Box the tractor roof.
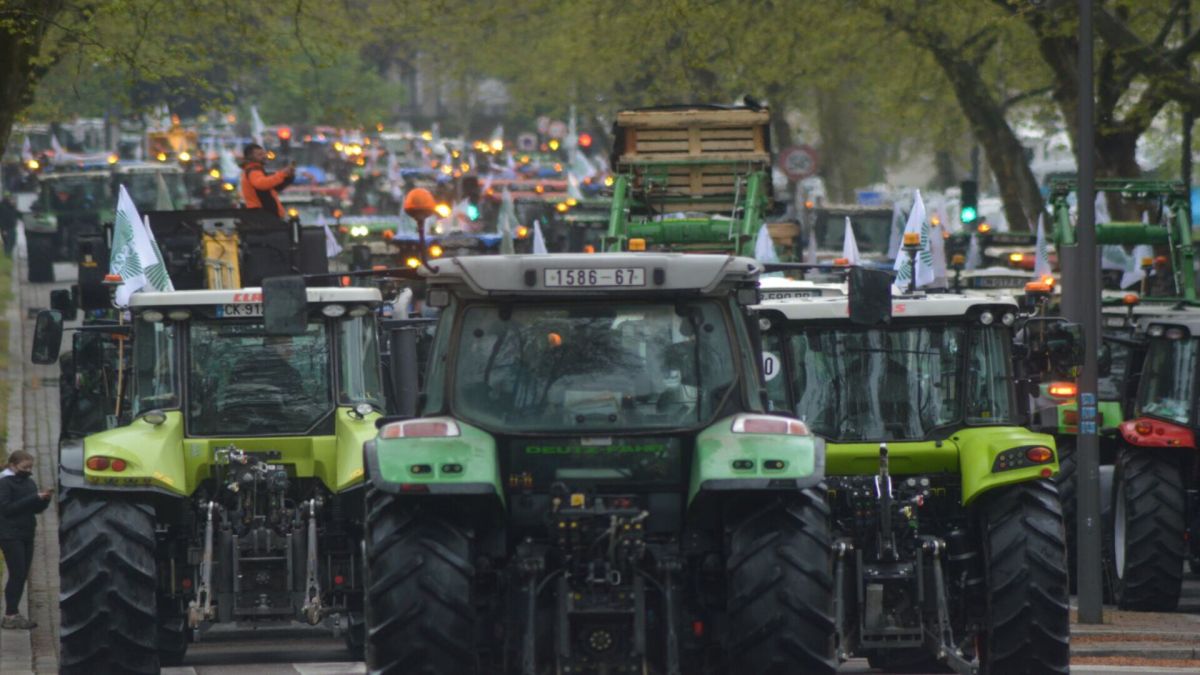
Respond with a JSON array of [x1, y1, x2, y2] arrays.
[[1142, 310, 1200, 335], [423, 253, 760, 297], [758, 276, 845, 302], [130, 286, 381, 308], [758, 291, 1017, 321]]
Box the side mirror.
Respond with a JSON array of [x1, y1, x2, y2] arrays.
[[848, 267, 893, 325], [50, 288, 77, 322], [262, 276, 308, 336], [31, 309, 64, 364]]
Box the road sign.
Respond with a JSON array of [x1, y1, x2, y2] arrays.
[[548, 120, 568, 139], [779, 145, 819, 181], [517, 133, 538, 152]]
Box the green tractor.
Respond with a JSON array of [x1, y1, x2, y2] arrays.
[[754, 284, 1077, 674], [1046, 177, 1200, 609], [362, 253, 838, 674], [604, 104, 775, 256], [32, 283, 386, 672]]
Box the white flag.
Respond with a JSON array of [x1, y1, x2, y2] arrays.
[[842, 216, 860, 265], [532, 218, 548, 254], [1095, 192, 1111, 224], [1033, 213, 1052, 278], [755, 224, 779, 264], [1121, 244, 1154, 289], [110, 186, 173, 306], [250, 105, 265, 146], [318, 214, 342, 258], [155, 172, 175, 211], [966, 233, 982, 270], [805, 221, 818, 264], [893, 189, 933, 289], [20, 136, 32, 162], [887, 198, 905, 259], [499, 187, 517, 254], [567, 173, 585, 202]]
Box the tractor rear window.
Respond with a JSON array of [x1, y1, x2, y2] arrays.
[[778, 324, 1015, 441], [187, 320, 334, 436], [1137, 337, 1198, 425], [452, 301, 737, 432]]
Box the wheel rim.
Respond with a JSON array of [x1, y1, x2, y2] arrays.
[[1114, 478, 1126, 580]]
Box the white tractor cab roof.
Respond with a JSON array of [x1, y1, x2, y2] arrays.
[[755, 290, 1019, 323], [1101, 299, 1200, 332], [130, 286, 381, 310], [421, 253, 761, 299], [757, 276, 845, 303], [957, 267, 1054, 294]]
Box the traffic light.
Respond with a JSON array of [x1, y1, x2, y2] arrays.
[[277, 127, 292, 156], [960, 180, 978, 225], [578, 133, 593, 149]]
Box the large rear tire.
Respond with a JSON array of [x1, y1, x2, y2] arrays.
[[1109, 448, 1185, 611], [725, 492, 836, 675], [59, 493, 160, 674], [979, 481, 1070, 675], [363, 487, 477, 674], [1050, 438, 1077, 589]]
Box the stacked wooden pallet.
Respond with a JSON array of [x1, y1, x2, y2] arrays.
[[615, 108, 771, 213]]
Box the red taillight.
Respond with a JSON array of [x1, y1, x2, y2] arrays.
[[730, 414, 810, 435], [86, 456, 110, 471], [181, 578, 193, 590], [1048, 382, 1077, 399], [692, 620, 705, 637], [379, 418, 462, 439], [399, 483, 430, 493], [1026, 446, 1053, 463], [1120, 417, 1196, 448], [334, 575, 345, 586], [110, 459, 127, 472]]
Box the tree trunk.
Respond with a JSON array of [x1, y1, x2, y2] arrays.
[[925, 46, 1046, 229], [0, 2, 67, 155]]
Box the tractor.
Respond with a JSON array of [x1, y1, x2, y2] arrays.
[[361, 253, 839, 674], [754, 275, 1078, 674]]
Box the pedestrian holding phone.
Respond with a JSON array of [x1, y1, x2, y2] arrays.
[[0, 450, 52, 629]]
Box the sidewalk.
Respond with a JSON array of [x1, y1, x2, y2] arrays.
[[0, 228, 67, 674], [1069, 592, 1200, 670]]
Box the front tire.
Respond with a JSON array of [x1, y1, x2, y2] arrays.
[[363, 487, 477, 674], [725, 492, 836, 675], [1109, 448, 1185, 611], [59, 494, 160, 674], [979, 481, 1070, 675]]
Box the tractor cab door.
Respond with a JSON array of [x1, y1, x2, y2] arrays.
[[61, 328, 130, 439], [379, 318, 438, 417]]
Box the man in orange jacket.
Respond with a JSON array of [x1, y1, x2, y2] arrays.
[[240, 143, 295, 218]]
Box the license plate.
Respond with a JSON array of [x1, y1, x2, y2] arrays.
[[544, 268, 645, 288], [970, 276, 1025, 289], [217, 303, 263, 317]]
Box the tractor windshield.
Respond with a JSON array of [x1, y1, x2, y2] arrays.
[[36, 175, 110, 215], [187, 320, 334, 436], [452, 300, 737, 432], [122, 171, 189, 212], [1136, 337, 1198, 425], [773, 324, 1015, 441]]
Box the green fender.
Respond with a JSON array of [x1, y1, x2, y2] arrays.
[[688, 415, 825, 505], [364, 419, 505, 504], [79, 408, 379, 496], [1053, 400, 1124, 435], [955, 427, 1058, 505]]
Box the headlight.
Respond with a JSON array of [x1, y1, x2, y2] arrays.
[[979, 311, 994, 325]]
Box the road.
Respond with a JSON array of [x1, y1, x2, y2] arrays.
[[3, 235, 1199, 674]]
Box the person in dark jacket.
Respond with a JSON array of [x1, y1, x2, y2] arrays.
[[0, 451, 51, 629]]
